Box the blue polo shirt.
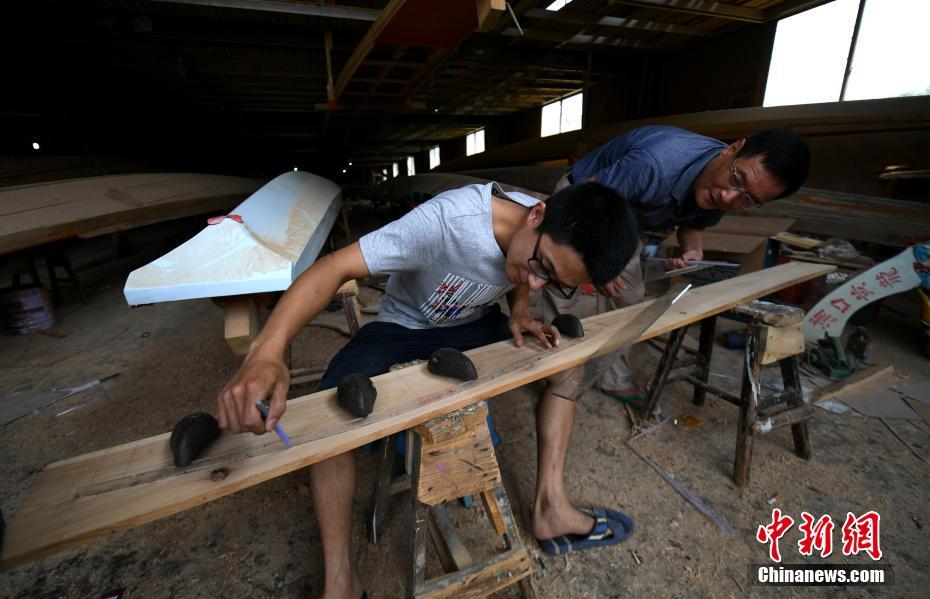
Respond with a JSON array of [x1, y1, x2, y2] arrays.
[[570, 126, 727, 230]]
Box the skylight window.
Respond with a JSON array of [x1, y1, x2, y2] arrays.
[[465, 128, 485, 156], [541, 93, 583, 137], [764, 0, 930, 106], [546, 0, 573, 11]]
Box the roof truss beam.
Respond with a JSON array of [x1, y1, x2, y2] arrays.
[[523, 8, 713, 36], [149, 0, 379, 21], [608, 0, 764, 23]]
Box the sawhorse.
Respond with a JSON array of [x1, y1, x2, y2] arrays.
[[370, 401, 537, 598], [642, 300, 813, 486]]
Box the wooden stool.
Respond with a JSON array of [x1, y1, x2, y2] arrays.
[[8, 246, 86, 305], [409, 403, 536, 598], [643, 300, 813, 487], [370, 402, 537, 598]]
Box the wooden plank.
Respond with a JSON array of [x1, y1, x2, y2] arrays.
[[773, 232, 822, 250], [812, 363, 896, 403], [416, 547, 532, 599], [0, 262, 833, 569], [0, 173, 261, 255]]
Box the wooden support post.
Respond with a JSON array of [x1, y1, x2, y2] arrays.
[[734, 321, 764, 487], [408, 431, 427, 599], [336, 279, 363, 336], [692, 316, 716, 406], [781, 355, 812, 459], [369, 434, 398, 544], [643, 325, 688, 419], [223, 295, 259, 356]]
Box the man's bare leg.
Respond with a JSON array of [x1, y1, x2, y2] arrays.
[[530, 378, 597, 540], [309, 452, 364, 599]]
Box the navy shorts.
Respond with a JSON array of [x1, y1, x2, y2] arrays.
[[318, 306, 512, 391]]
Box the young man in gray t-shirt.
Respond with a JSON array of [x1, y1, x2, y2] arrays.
[[218, 181, 640, 597]]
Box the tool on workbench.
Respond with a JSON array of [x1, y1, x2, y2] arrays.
[[255, 400, 293, 448], [645, 257, 742, 268], [643, 257, 741, 283]]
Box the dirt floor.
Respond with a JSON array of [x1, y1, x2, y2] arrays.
[[1, 211, 928, 598]]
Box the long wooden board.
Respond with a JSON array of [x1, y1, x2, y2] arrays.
[[0, 262, 833, 569], [0, 173, 262, 255]]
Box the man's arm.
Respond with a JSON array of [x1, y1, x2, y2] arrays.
[[506, 285, 560, 349], [669, 226, 705, 268], [217, 242, 370, 435]]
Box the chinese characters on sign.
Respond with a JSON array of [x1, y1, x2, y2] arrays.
[[757, 510, 882, 562], [807, 262, 910, 333]]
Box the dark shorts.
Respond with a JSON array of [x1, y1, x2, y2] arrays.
[[318, 306, 512, 391]]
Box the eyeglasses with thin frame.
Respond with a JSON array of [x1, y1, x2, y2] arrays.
[[729, 160, 764, 209], [527, 228, 577, 299]]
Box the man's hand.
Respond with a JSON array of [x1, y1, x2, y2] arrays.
[[667, 249, 703, 270], [217, 354, 290, 435], [596, 274, 629, 298], [509, 311, 560, 349]]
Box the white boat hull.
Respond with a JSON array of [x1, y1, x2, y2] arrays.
[[124, 171, 341, 305]]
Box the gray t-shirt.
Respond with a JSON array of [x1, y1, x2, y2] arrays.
[[359, 182, 539, 329]]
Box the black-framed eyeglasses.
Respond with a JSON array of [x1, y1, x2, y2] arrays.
[[729, 160, 764, 210], [527, 228, 577, 299]]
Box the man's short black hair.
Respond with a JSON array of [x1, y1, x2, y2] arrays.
[[738, 128, 810, 199], [541, 182, 640, 286]]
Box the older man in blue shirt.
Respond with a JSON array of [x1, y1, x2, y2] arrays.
[[545, 125, 810, 405]]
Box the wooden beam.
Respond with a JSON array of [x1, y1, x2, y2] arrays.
[[501, 27, 665, 50], [762, 0, 836, 22], [476, 0, 506, 31], [333, 0, 409, 101], [523, 8, 714, 36], [438, 95, 930, 173], [0, 262, 834, 569], [608, 0, 764, 23], [149, 0, 380, 21]]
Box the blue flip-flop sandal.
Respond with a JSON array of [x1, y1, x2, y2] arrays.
[[536, 506, 634, 556]]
